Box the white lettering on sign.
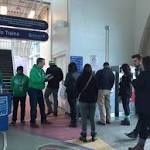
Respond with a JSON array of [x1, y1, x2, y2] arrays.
[[29, 33, 44, 38], [5, 30, 20, 37], [0, 96, 8, 117]]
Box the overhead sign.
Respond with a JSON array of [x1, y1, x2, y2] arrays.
[[0, 14, 48, 30], [70, 56, 83, 73], [0, 27, 49, 41]]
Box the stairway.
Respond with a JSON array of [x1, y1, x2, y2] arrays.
[[0, 50, 14, 94]]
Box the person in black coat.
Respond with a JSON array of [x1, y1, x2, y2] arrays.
[[64, 62, 79, 127], [129, 56, 150, 150], [119, 64, 132, 126], [44, 61, 63, 116], [126, 54, 143, 138], [76, 64, 98, 142]]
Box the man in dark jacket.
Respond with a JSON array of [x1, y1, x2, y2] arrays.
[[44, 61, 63, 116], [95, 62, 115, 125], [126, 54, 143, 138], [129, 56, 150, 150]]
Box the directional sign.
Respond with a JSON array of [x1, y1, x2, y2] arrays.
[[0, 14, 48, 30], [0, 27, 49, 41]]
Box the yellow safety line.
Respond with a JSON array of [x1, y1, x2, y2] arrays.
[[67, 137, 116, 150]]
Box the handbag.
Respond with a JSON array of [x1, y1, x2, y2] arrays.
[[77, 75, 93, 100], [58, 83, 67, 99]]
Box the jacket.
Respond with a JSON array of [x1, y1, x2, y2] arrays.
[[119, 73, 132, 97], [95, 67, 115, 90], [64, 72, 79, 99], [135, 71, 150, 115], [76, 72, 98, 103], [46, 65, 63, 89], [11, 74, 29, 97], [29, 64, 47, 90]]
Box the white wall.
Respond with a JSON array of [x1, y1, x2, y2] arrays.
[[52, 0, 69, 56], [134, 0, 150, 53], [70, 0, 136, 68]]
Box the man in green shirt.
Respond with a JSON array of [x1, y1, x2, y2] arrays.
[[28, 58, 51, 128], [11, 66, 29, 125]]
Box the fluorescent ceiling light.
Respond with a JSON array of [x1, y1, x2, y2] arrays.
[[22, 40, 27, 43], [0, 6, 7, 15], [28, 10, 35, 19]]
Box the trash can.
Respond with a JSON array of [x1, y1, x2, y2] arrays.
[[0, 94, 12, 131]]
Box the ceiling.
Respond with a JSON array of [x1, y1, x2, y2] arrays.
[[0, 0, 50, 58], [0, 0, 49, 19]]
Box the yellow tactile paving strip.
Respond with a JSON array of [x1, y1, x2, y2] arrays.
[[67, 137, 116, 150]]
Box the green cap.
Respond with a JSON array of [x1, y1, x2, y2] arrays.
[[49, 60, 55, 65]]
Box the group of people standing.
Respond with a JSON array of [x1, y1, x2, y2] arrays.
[[64, 61, 116, 141], [10, 54, 150, 149], [10, 58, 63, 128]]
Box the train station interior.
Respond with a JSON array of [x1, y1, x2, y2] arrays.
[[0, 0, 150, 150]]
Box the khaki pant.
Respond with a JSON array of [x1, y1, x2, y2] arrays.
[[97, 90, 111, 123]]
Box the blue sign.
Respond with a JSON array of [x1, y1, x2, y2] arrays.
[[0, 96, 8, 117], [0, 94, 12, 131], [70, 56, 83, 73], [0, 15, 48, 30], [0, 27, 49, 41]]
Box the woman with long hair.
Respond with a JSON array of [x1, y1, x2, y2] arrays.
[[119, 64, 132, 125], [76, 64, 98, 142], [64, 62, 79, 127]]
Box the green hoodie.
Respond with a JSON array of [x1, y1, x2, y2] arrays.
[[29, 64, 47, 90], [11, 74, 29, 97]]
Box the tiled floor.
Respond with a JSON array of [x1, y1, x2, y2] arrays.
[[0, 115, 150, 150]]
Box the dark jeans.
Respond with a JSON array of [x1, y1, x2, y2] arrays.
[[121, 95, 130, 116], [28, 88, 46, 124], [68, 97, 77, 124], [79, 102, 96, 136], [44, 87, 58, 114], [12, 96, 26, 122], [138, 114, 150, 140]]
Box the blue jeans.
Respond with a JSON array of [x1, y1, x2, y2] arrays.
[[79, 102, 96, 136], [28, 88, 46, 124]]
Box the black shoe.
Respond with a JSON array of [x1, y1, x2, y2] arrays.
[[53, 112, 58, 117], [106, 121, 111, 124], [10, 121, 16, 126], [121, 119, 130, 126], [128, 144, 144, 150], [30, 123, 39, 128], [125, 131, 138, 139], [92, 136, 97, 142], [96, 121, 106, 125], [46, 111, 53, 116], [20, 121, 25, 126], [69, 123, 77, 128], [79, 136, 87, 142], [41, 120, 51, 125]]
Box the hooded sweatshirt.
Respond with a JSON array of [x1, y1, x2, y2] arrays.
[[29, 64, 47, 90]]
